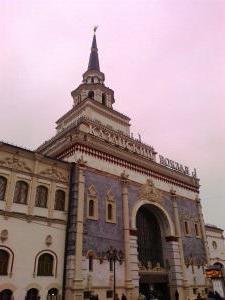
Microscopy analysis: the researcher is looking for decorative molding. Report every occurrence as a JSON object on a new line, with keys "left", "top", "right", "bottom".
{"left": 0, "top": 229, "right": 8, "bottom": 242}
{"left": 139, "top": 179, "right": 161, "bottom": 203}
{"left": 0, "top": 156, "right": 32, "bottom": 172}
{"left": 45, "top": 235, "right": 53, "bottom": 247}
{"left": 39, "top": 167, "right": 68, "bottom": 182}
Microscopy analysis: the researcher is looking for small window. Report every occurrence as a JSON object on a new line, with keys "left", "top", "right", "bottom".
{"left": 0, "top": 249, "right": 9, "bottom": 275}
{"left": 88, "top": 91, "right": 94, "bottom": 99}
{"left": 0, "top": 176, "right": 7, "bottom": 201}
{"left": 47, "top": 288, "right": 58, "bottom": 299}
{"left": 194, "top": 223, "right": 200, "bottom": 237}
{"left": 109, "top": 259, "right": 113, "bottom": 272}
{"left": 87, "top": 186, "right": 98, "bottom": 220}
{"left": 35, "top": 185, "right": 48, "bottom": 208}
{"left": 13, "top": 180, "right": 28, "bottom": 204}
{"left": 106, "top": 290, "right": 113, "bottom": 298}
{"left": 212, "top": 241, "right": 217, "bottom": 249}
{"left": 89, "top": 199, "right": 94, "bottom": 217}
{"left": 184, "top": 221, "right": 189, "bottom": 235}
{"left": 55, "top": 189, "right": 65, "bottom": 211}
{"left": 89, "top": 256, "right": 93, "bottom": 272}
{"left": 37, "top": 253, "right": 54, "bottom": 276}
{"left": 107, "top": 204, "right": 113, "bottom": 221}
{"left": 105, "top": 191, "right": 116, "bottom": 223}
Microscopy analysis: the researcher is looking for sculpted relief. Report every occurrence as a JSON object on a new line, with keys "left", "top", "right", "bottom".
{"left": 139, "top": 179, "right": 161, "bottom": 203}
{"left": 0, "top": 155, "right": 32, "bottom": 172}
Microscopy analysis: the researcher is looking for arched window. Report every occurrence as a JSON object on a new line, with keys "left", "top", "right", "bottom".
{"left": 54, "top": 189, "right": 65, "bottom": 211}
{"left": 25, "top": 288, "right": 39, "bottom": 300}
{"left": 105, "top": 190, "right": 116, "bottom": 223}
{"left": 87, "top": 185, "right": 98, "bottom": 220}
{"left": 0, "top": 289, "right": 13, "bottom": 300}
{"left": 13, "top": 180, "right": 28, "bottom": 204}
{"left": 102, "top": 93, "right": 106, "bottom": 105}
{"left": 0, "top": 249, "right": 9, "bottom": 275}
{"left": 0, "top": 176, "right": 7, "bottom": 201}
{"left": 35, "top": 185, "right": 48, "bottom": 208}
{"left": 37, "top": 253, "right": 54, "bottom": 276}
{"left": 88, "top": 91, "right": 94, "bottom": 99}
{"left": 107, "top": 204, "right": 113, "bottom": 221}
{"left": 47, "top": 288, "right": 58, "bottom": 300}
{"left": 89, "top": 199, "right": 94, "bottom": 217}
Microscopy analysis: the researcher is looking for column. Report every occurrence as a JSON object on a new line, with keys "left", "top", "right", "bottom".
{"left": 171, "top": 189, "right": 187, "bottom": 300}
{"left": 121, "top": 172, "right": 133, "bottom": 298}
{"left": 73, "top": 157, "right": 86, "bottom": 300}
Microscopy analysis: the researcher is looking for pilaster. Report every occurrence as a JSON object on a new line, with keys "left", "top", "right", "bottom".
{"left": 171, "top": 189, "right": 187, "bottom": 300}
{"left": 121, "top": 172, "right": 133, "bottom": 297}
{"left": 72, "top": 157, "right": 86, "bottom": 299}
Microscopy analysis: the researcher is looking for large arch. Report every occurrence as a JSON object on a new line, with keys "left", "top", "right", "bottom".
{"left": 131, "top": 200, "right": 176, "bottom": 300}
{"left": 131, "top": 200, "right": 175, "bottom": 236}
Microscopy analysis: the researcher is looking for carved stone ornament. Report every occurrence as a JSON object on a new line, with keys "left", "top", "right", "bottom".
{"left": 0, "top": 229, "right": 8, "bottom": 242}
{"left": 39, "top": 167, "right": 68, "bottom": 182}
{"left": 45, "top": 235, "right": 53, "bottom": 246}
{"left": 0, "top": 156, "right": 32, "bottom": 172}
{"left": 139, "top": 179, "right": 161, "bottom": 202}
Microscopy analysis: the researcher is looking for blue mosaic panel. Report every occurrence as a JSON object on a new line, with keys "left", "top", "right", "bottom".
{"left": 83, "top": 170, "right": 124, "bottom": 255}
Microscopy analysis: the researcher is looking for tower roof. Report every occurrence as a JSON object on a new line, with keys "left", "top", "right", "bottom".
{"left": 88, "top": 33, "right": 100, "bottom": 71}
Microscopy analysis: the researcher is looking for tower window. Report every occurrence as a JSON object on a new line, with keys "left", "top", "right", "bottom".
{"left": 88, "top": 91, "right": 94, "bottom": 99}
{"left": 102, "top": 93, "right": 106, "bottom": 106}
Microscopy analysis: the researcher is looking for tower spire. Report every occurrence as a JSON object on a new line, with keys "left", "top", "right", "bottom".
{"left": 88, "top": 27, "right": 100, "bottom": 71}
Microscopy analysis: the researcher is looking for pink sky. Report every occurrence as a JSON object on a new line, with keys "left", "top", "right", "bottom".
{"left": 0, "top": 0, "right": 225, "bottom": 227}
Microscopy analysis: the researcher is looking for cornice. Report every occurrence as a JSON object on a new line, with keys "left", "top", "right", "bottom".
{"left": 58, "top": 141, "right": 199, "bottom": 192}
{"left": 0, "top": 209, "right": 67, "bottom": 225}
{"left": 56, "top": 98, "right": 130, "bottom": 125}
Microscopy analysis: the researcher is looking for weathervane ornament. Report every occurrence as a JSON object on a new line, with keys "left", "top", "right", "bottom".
{"left": 94, "top": 25, "right": 98, "bottom": 33}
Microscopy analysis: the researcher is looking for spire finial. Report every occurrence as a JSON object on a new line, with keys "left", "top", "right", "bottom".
{"left": 94, "top": 25, "right": 98, "bottom": 33}
{"left": 87, "top": 27, "right": 100, "bottom": 71}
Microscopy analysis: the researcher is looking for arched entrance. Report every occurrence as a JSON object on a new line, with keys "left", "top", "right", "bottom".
{"left": 0, "top": 289, "right": 13, "bottom": 300}
{"left": 25, "top": 288, "right": 39, "bottom": 300}
{"left": 136, "top": 204, "right": 171, "bottom": 300}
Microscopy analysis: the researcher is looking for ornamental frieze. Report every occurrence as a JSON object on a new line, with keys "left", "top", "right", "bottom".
{"left": 39, "top": 167, "right": 68, "bottom": 182}
{"left": 0, "top": 156, "right": 32, "bottom": 172}
{"left": 139, "top": 179, "right": 161, "bottom": 203}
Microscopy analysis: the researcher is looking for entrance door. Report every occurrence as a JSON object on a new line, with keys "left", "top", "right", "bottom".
{"left": 136, "top": 205, "right": 170, "bottom": 300}
{"left": 0, "top": 289, "right": 13, "bottom": 300}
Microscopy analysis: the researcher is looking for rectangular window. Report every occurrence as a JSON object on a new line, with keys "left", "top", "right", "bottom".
{"left": 195, "top": 223, "right": 200, "bottom": 237}
{"left": 184, "top": 221, "right": 189, "bottom": 235}
{"left": 109, "top": 260, "right": 113, "bottom": 272}
{"left": 89, "top": 256, "right": 93, "bottom": 272}
{"left": 106, "top": 290, "right": 113, "bottom": 298}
